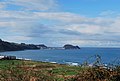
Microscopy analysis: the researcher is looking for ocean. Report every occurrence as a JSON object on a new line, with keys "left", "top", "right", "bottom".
{"left": 1, "top": 47, "right": 120, "bottom": 65}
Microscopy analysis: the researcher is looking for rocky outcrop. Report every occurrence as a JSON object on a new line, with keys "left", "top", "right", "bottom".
{"left": 63, "top": 44, "right": 80, "bottom": 49}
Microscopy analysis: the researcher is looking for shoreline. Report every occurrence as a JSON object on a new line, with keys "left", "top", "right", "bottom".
{"left": 1, "top": 54, "right": 120, "bottom": 68}
{"left": 0, "top": 53, "right": 120, "bottom": 67}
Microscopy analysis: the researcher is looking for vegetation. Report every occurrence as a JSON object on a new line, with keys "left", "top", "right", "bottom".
{"left": 0, "top": 60, "right": 120, "bottom": 81}
{"left": 0, "top": 39, "right": 47, "bottom": 52}
{"left": 0, "top": 60, "right": 82, "bottom": 81}
{"left": 73, "top": 67, "right": 120, "bottom": 81}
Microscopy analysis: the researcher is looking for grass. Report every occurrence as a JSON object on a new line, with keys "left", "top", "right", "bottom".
{"left": 0, "top": 60, "right": 120, "bottom": 81}
{"left": 0, "top": 60, "right": 82, "bottom": 81}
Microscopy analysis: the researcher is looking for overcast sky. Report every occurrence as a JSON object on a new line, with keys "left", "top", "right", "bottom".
{"left": 0, "top": 0, "right": 120, "bottom": 47}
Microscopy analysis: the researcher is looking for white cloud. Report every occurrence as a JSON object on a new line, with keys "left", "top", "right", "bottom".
{"left": 34, "top": 12, "right": 89, "bottom": 23}
{"left": 0, "top": 0, "right": 120, "bottom": 47}
{"left": 0, "top": 21, "right": 12, "bottom": 27}
{"left": 2, "top": 0, "right": 58, "bottom": 11}
{"left": 4, "top": 36, "right": 32, "bottom": 43}
{"left": 99, "top": 10, "right": 119, "bottom": 17}
{"left": 0, "top": 10, "right": 120, "bottom": 36}
{"left": 0, "top": 3, "right": 5, "bottom": 9}
{"left": 0, "top": 10, "right": 36, "bottom": 20}
{"left": 0, "top": 10, "right": 120, "bottom": 45}
{"left": 63, "top": 24, "right": 102, "bottom": 35}
{"left": 109, "top": 18, "right": 120, "bottom": 33}
{"left": 34, "top": 12, "right": 117, "bottom": 27}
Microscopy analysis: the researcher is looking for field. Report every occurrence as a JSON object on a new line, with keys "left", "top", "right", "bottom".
{"left": 0, "top": 60, "right": 120, "bottom": 81}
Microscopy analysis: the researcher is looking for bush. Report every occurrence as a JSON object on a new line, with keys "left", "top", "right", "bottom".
{"left": 73, "top": 66, "right": 120, "bottom": 81}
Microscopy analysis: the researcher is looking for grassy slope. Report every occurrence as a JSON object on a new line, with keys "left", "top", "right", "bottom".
{"left": 0, "top": 60, "right": 82, "bottom": 81}
{"left": 0, "top": 60, "right": 120, "bottom": 81}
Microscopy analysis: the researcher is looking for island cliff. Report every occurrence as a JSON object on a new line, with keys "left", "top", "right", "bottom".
{"left": 63, "top": 44, "right": 80, "bottom": 49}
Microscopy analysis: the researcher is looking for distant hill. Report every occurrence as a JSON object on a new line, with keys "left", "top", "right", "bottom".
{"left": 0, "top": 39, "right": 47, "bottom": 52}
{"left": 0, "top": 39, "right": 80, "bottom": 52}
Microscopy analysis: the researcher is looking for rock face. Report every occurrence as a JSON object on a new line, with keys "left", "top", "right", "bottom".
{"left": 63, "top": 44, "right": 80, "bottom": 49}
{"left": 0, "top": 39, "right": 47, "bottom": 52}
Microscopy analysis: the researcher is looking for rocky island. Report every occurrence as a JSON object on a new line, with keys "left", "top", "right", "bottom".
{"left": 63, "top": 44, "right": 80, "bottom": 49}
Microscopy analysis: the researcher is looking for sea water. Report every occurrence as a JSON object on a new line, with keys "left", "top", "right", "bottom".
{"left": 1, "top": 47, "right": 120, "bottom": 65}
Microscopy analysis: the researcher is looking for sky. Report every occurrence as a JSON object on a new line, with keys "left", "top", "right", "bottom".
{"left": 0, "top": 0, "right": 120, "bottom": 47}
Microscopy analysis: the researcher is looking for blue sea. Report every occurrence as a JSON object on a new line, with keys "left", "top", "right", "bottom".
{"left": 1, "top": 48, "right": 120, "bottom": 65}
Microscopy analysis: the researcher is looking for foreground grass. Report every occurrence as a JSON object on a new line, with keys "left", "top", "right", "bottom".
{"left": 0, "top": 60, "right": 120, "bottom": 81}
{"left": 0, "top": 60, "right": 82, "bottom": 81}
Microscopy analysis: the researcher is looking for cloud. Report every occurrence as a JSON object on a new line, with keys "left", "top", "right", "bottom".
{"left": 0, "top": 10, "right": 120, "bottom": 46}
{"left": 61, "top": 24, "right": 102, "bottom": 35}
{"left": 0, "top": 21, "right": 12, "bottom": 27}
{"left": 99, "top": 10, "right": 120, "bottom": 17}
{"left": 0, "top": 3, "right": 5, "bottom": 9}
{"left": 34, "top": 12, "right": 89, "bottom": 23}
{"left": 33, "top": 12, "right": 116, "bottom": 27}
{"left": 1, "top": 0, "right": 58, "bottom": 11}
{"left": 0, "top": 0, "right": 120, "bottom": 46}
{"left": 0, "top": 10, "right": 120, "bottom": 36}
{"left": 58, "top": 29, "right": 82, "bottom": 36}
{"left": 4, "top": 36, "right": 32, "bottom": 42}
